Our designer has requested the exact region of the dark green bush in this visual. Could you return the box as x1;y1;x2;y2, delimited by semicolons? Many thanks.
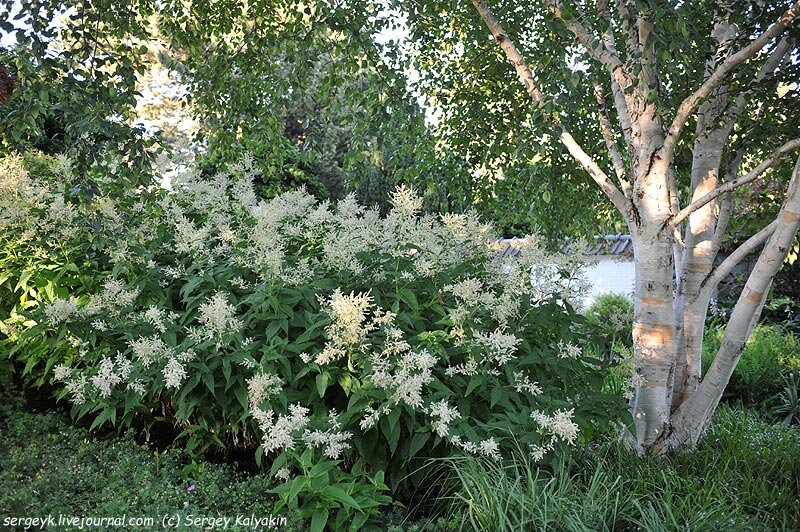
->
702;325;800;406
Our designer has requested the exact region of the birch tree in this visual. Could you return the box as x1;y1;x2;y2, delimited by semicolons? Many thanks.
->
398;0;800;453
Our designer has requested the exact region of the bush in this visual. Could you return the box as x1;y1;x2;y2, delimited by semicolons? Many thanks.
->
0;152;152;385
702;325;800;406
10;158;628;528
584;293;633;348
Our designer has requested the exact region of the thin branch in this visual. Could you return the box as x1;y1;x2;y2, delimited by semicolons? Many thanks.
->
593;81;629;189
613;0;638;63
668;138;800;228
710;192;732;260
667;166;680;216
469;0;630;218
546;0;635;145
599;14;633;149
696;220;778;304
728;35;793;121
660;1;800;168
544;0;624;71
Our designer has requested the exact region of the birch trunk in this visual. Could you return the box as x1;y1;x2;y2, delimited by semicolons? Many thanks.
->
655;157;800;453
672;110;733;410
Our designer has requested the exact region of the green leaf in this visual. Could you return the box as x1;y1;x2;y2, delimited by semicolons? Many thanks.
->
407;431;430;459
310;508;329;532
316;372;329;398
322;485;361;510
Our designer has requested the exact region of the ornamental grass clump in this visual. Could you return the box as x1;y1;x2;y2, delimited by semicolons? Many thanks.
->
19;158;627;513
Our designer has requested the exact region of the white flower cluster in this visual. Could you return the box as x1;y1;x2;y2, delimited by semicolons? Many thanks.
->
162;357;188;389
556;340;582;359
55;354;133;401
129;335;170;367
302;410;353;459
473;328;521;365
315;290;384;365
530;408;580;445
197;292;242;340
44;298;79;325
370;327;438;408
450;435;502;461
142;306;169;333
623;371;647;401
86;279;141;316
247;372;283;409
359;404;392;431
90;355;132;398
429;399;461;438
513;371;543;396
252;404;310;454
274;468;291;482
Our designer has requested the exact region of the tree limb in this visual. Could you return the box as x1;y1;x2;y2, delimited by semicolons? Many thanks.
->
544;0;624;71
696;220;778;305
668;155;800;448
667;138;800;229
613;0;638;64
469;0;630;218
593;81;629;191
660;1;800;168
710;192;732;260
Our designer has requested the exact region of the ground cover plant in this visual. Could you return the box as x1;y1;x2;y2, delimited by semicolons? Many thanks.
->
0;387;307;531
1;154;630;528
4;384;797;531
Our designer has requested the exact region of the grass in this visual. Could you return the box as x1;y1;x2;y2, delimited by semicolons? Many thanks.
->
425;405;800;531
702;325;800;407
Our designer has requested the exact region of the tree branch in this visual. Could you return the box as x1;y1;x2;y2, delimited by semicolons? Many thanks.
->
613;0;638;64
544;0;624;71
696;220;778;304
672;154;800;438
469;0;630;218
660;1;800;167
593;81;629;191
710;192;732;260
668;138;800;229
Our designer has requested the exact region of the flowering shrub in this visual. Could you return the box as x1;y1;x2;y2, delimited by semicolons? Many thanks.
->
0;151;157;384
14;157;627;525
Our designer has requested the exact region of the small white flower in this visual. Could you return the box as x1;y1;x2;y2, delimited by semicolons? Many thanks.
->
54;364;72;381
556;340;582;359
247;372;283;409
429;400;461;438
198;292;242;338
163;357;187;389
44;298;79;325
531;408;580;445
